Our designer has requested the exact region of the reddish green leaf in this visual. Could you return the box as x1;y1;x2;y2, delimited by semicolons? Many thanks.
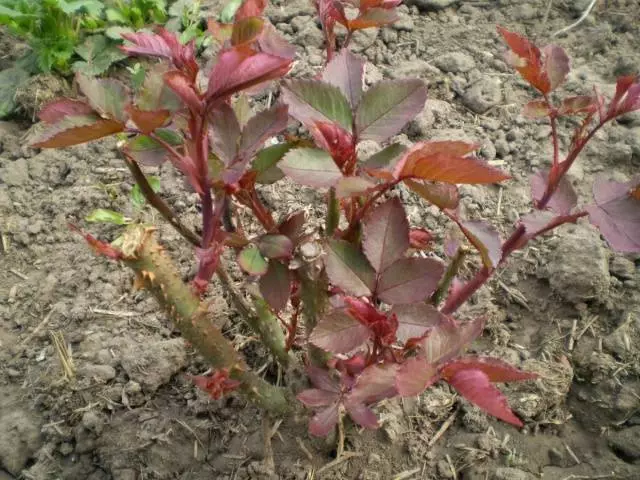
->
240;103;289;160
324;239;376;296
126;129;183;166
335;176;377;198
519;211;583;244
234;0;267;21
258;234;294;259
396;142;510;185
441;357;538;384
362;197;409;273
362;143;406;170
310;310;371;353
120;31;173;58
237;244;269;275
586;176;640;252
531;169;577;215
422;317;485;365
458;220;502;269
137;63;182;112
31;115;124;148
259;261;292;312
559;95;596;116
164;70;203;113
321;49;365;108
309;403;339;437
408;228;433;249
39;99;94;123
355;79;427;142
252;142;292;184
231;16;264;46
279;148;343;188
76;74;129;122
349;7;398;30
347;363;398;404
542;44;570;92
405;179;460;210
522;99;552;119
446;369;524;427
396;356;438;397
391;303;446;344
376;257;444;304
209;102;241;165
297;389;339;407
278;210;306;244
282;79;353;131
126;106;170;134
343;401;378;429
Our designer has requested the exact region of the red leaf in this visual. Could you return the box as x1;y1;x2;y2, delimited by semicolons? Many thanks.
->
310;310;371;353
121;31;173;58
344;297;397;346
542;44;570;92
522;99;552;119
235;0;267;20
164;71;202;113
586;176;640;252
76;74;129;122
259;261;292;311
31;115;124;148
297;388;339;407
497;26;549;94
348;363;398;404
391;303;446;344
607;75;640;118
307;365;341;392
207;45;293;101
348;7;398;30
68;224;122;260
458;220;502;269
396;356;438;397
309;121;354;167
278;210;306;244
39;99;94;123
405;180;460;210
321;49;365;108
422;316;485;365
376;257;444;304
362;197;410;273
396;142;510;184
239;103;289;160
519;210;584;244
209;102;241;165
191;369;241;399
126;106;170;134
344;401;378;429
441;357;538;383
446;369;524;427
335;177;377;199
409;228;433;249
309;403;340;436
531;169;577;215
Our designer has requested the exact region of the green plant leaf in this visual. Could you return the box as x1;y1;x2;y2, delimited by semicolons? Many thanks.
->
126;129;183;166
282;80;353;132
105;7;128;24
74;36;127;77
279;148;343;188
106;26;135;41
362;143;406;170
252;143;292;184
0;68;29;118
131;176;160;207
219;0;243;23
86;209;129;225
58;0;104;16
238;245;269;276
356;79;427;142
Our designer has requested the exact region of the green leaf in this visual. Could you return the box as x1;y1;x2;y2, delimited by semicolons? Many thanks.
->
74;36;127;77
0;68;29;118
279;148;343;188
238;245;269;276
105;8;128;24
252;143;292;184
219;0;243;23
324;239;376;297
106;26;135;41
126;129;183;166
362;143;406;170
356;79;427;142
131;176;160;207
58;0;104;16
282;80;353;132
86;209;129;225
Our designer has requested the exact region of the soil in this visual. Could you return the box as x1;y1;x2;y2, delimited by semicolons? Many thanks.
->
1;1;640;479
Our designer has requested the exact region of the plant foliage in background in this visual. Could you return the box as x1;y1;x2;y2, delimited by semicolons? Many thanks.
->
26;0;640;461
